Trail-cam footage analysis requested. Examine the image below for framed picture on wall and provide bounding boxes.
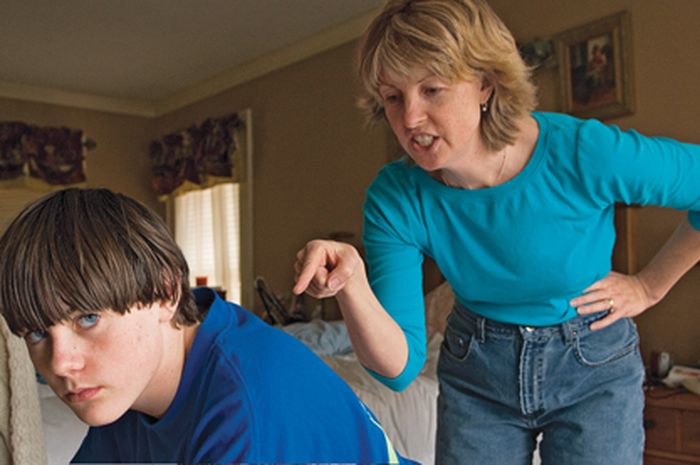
[554,11,635,120]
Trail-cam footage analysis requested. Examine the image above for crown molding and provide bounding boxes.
[154,8,378,116]
[1,8,379,119]
[0,81,157,117]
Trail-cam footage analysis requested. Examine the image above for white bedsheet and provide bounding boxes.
[39,384,87,465]
[40,322,542,465]
[323,332,542,465]
[323,333,442,465]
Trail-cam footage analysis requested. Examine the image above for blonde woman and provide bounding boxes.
[294,1,700,464]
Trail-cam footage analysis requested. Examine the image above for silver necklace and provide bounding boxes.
[440,147,508,188]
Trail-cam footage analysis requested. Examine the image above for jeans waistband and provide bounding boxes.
[451,300,608,344]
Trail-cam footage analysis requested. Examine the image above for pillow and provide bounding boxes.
[281,319,353,357]
[283,282,455,355]
[424,281,455,338]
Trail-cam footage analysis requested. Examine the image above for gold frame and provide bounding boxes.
[555,11,635,120]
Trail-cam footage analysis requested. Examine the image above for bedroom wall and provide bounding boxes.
[155,1,699,364]
[0,97,158,213]
[1,0,697,366]
[154,41,390,318]
[487,0,700,368]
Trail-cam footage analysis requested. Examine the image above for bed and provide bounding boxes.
[322,333,442,465]
[35,282,455,465]
[284,281,542,465]
[282,280,455,465]
[39,384,88,465]
[36,281,542,465]
[35,336,442,465]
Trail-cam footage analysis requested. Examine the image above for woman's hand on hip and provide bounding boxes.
[569,271,655,331]
[293,240,365,298]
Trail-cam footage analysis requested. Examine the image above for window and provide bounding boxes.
[174,183,241,303]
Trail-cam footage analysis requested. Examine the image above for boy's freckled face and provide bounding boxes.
[26,303,168,426]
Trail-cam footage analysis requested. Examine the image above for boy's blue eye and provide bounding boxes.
[25,329,47,345]
[77,314,100,329]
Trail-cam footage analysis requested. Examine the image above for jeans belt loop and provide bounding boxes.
[562,319,576,345]
[476,315,486,343]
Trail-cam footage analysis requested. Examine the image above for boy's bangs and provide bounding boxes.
[0,222,141,335]
[0,189,176,335]
[2,274,101,336]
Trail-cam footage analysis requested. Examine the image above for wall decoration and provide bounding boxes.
[554,11,635,120]
[0,122,93,188]
[519,38,556,70]
[150,113,244,198]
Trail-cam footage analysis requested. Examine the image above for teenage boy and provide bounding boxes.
[0,188,417,464]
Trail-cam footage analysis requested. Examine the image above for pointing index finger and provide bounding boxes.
[292,246,324,295]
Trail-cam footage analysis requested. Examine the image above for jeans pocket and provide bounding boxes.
[441,323,474,362]
[573,317,639,367]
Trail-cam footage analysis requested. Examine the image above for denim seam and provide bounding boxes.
[573,340,639,367]
[573,319,640,367]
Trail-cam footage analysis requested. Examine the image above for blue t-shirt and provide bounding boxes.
[72,288,417,464]
[363,112,700,391]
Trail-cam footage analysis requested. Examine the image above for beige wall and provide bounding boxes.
[1,0,697,365]
[155,41,390,317]
[0,97,158,213]
[487,0,700,367]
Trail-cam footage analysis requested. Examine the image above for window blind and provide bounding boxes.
[174,183,241,303]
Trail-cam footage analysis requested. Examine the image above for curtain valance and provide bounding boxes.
[150,113,244,197]
[0,122,90,188]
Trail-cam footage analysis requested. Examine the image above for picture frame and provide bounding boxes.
[554,11,635,120]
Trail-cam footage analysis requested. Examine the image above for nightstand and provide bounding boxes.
[644,386,700,464]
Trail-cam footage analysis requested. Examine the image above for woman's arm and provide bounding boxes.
[572,219,700,330]
[293,240,408,378]
[637,220,700,302]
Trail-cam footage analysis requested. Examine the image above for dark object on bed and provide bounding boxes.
[254,276,307,325]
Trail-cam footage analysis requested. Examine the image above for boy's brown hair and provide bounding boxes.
[0,188,200,335]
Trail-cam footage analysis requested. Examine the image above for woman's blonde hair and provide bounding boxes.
[357,0,537,151]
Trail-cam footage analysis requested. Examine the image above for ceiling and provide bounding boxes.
[0,0,385,115]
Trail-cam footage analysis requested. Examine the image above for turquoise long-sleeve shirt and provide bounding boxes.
[363,112,700,391]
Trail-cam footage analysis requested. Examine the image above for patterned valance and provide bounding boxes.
[0,122,91,187]
[150,113,244,197]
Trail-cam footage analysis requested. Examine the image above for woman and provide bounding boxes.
[293,1,700,464]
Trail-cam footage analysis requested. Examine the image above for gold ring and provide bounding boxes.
[609,298,615,312]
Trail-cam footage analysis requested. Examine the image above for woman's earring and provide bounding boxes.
[480,102,489,113]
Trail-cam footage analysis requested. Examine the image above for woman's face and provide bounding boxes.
[378,67,492,172]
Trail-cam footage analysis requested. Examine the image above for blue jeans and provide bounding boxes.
[436,302,645,465]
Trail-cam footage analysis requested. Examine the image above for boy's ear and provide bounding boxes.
[158,299,178,323]
[158,277,182,323]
